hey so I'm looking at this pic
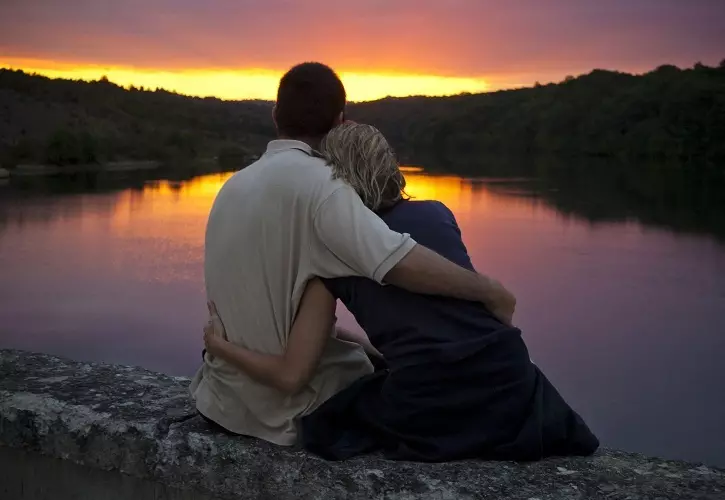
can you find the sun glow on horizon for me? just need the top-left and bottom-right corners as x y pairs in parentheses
(1, 58), (490, 101)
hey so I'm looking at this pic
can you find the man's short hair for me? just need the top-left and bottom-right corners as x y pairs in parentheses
(275, 62), (346, 138)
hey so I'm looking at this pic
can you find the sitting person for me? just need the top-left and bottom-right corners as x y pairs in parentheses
(203, 122), (599, 462)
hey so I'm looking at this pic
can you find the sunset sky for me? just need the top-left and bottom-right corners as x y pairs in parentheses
(1, 0), (723, 101)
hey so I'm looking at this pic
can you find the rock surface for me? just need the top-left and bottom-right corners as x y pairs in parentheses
(1, 348), (723, 500)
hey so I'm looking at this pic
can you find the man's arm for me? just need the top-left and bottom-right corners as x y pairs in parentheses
(385, 244), (516, 326)
(313, 185), (516, 325)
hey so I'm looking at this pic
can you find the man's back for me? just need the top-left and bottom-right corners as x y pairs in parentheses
(191, 140), (384, 445)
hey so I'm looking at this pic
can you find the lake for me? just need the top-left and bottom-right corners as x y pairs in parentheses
(1, 167), (724, 467)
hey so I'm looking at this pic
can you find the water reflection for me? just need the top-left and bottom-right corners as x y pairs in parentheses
(427, 155), (725, 243)
(1, 169), (724, 467)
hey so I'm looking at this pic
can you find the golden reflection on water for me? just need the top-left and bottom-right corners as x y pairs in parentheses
(104, 173), (235, 284)
(111, 172), (234, 228)
(404, 173), (478, 214)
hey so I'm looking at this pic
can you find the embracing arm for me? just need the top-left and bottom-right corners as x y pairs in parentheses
(313, 187), (516, 325)
(204, 278), (336, 394)
(385, 245), (516, 325)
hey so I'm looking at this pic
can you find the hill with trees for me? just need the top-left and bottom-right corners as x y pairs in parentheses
(0, 71), (273, 169)
(1, 61), (723, 171)
(352, 62), (725, 170)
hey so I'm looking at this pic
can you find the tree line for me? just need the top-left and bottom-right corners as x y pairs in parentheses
(1, 61), (723, 170)
(351, 62), (725, 169)
(0, 70), (273, 168)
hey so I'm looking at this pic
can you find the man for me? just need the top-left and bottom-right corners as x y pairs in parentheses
(190, 62), (515, 445)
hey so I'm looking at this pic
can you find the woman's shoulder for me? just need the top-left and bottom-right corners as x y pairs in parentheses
(408, 199), (449, 208)
(384, 199), (472, 269)
(388, 199), (456, 222)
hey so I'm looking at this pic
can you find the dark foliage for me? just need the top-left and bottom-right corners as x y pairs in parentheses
(1, 62), (723, 170)
(0, 69), (273, 168)
(350, 64), (725, 168)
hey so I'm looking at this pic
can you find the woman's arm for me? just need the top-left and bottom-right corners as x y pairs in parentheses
(203, 278), (336, 394)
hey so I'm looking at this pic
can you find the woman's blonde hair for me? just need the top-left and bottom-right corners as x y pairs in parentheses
(319, 122), (407, 212)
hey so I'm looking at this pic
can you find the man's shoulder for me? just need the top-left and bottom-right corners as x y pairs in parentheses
(218, 151), (347, 212)
(269, 150), (334, 176)
(260, 151), (347, 196)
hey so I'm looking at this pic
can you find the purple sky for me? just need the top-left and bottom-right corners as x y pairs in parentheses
(1, 0), (723, 79)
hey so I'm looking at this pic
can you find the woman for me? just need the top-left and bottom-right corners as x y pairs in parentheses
(203, 122), (599, 462)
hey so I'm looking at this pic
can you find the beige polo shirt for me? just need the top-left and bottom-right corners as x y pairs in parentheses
(189, 139), (416, 445)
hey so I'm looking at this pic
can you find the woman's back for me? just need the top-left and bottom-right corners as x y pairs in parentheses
(323, 200), (514, 368)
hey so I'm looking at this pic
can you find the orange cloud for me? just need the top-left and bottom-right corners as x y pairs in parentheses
(2, 1), (723, 100)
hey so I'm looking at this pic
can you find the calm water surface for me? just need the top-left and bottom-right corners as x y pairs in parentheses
(1, 170), (724, 466)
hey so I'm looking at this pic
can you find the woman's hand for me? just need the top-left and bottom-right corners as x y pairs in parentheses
(335, 326), (383, 359)
(203, 301), (228, 356)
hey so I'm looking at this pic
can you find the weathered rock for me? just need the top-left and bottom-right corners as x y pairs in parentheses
(1, 348), (723, 499)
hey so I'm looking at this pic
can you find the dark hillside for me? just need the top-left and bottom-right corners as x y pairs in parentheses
(1, 61), (723, 169)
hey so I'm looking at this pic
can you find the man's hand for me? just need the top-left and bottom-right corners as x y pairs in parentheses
(481, 277), (516, 326)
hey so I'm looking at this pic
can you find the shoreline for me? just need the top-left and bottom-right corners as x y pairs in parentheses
(2, 157), (251, 180)
(7, 160), (163, 177)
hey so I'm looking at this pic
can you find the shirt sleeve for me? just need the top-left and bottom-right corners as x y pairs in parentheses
(312, 185), (416, 283)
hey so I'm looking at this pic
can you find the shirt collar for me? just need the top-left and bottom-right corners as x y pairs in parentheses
(265, 139), (313, 155)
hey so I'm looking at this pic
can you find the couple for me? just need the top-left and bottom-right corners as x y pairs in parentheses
(190, 62), (599, 462)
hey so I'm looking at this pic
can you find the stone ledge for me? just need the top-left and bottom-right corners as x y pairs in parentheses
(1, 348), (723, 500)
